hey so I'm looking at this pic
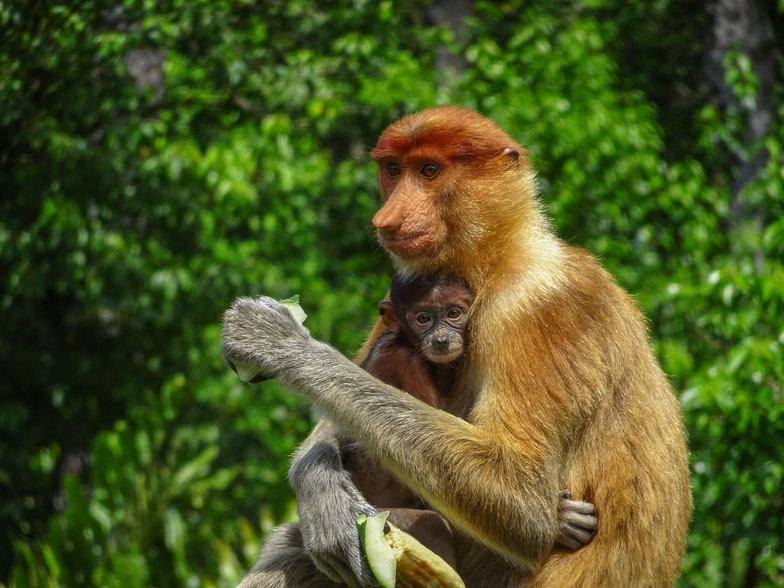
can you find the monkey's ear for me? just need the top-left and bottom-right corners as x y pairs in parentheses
(502, 146), (519, 161)
(378, 300), (398, 330)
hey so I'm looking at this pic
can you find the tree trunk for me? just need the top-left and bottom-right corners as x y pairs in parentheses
(705, 0), (777, 267)
(427, 0), (473, 73)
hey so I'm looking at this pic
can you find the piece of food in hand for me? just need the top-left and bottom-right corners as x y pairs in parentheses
(356, 512), (465, 588)
(357, 511), (397, 588)
(279, 294), (307, 324)
(232, 360), (262, 383)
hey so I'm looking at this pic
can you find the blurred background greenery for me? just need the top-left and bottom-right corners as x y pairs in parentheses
(1, 0), (782, 586)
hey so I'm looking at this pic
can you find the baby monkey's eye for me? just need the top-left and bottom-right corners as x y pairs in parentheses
(386, 162), (401, 176)
(415, 313), (432, 325)
(420, 163), (439, 178)
(447, 308), (462, 319)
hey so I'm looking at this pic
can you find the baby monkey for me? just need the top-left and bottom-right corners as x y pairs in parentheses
(360, 272), (473, 411)
(344, 273), (597, 563)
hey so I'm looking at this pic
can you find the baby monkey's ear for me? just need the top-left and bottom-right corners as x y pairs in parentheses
(378, 300), (398, 331)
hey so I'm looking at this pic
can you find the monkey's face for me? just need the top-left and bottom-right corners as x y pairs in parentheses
(371, 156), (451, 259)
(406, 304), (470, 364)
(370, 106), (533, 275)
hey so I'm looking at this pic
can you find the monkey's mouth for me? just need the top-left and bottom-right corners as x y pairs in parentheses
(378, 232), (427, 253)
(425, 348), (463, 364)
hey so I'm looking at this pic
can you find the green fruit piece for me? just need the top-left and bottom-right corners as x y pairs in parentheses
(357, 511), (396, 588)
(279, 295), (307, 324)
(233, 360), (260, 383)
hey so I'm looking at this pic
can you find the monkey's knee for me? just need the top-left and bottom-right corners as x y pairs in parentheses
(238, 523), (341, 588)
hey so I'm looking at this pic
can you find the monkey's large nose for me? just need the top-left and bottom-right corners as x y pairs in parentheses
(372, 198), (404, 233)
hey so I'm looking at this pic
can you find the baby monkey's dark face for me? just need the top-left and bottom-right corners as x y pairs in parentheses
(386, 273), (475, 365)
(406, 300), (471, 364)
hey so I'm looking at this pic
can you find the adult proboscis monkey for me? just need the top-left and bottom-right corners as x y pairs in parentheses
(222, 105), (692, 587)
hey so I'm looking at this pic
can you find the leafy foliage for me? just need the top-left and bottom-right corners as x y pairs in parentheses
(1, 0), (782, 586)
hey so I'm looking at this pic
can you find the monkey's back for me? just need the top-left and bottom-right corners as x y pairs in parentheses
(467, 246), (691, 587)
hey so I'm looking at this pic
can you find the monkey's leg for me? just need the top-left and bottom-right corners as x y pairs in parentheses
(238, 523), (343, 588)
(289, 422), (378, 587)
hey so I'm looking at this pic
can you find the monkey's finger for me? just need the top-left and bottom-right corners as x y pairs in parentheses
(557, 534), (587, 551)
(319, 551), (376, 588)
(316, 557), (362, 588)
(560, 498), (596, 515)
(564, 524), (596, 545)
(316, 559), (344, 584)
(349, 556), (378, 587)
(561, 510), (599, 532)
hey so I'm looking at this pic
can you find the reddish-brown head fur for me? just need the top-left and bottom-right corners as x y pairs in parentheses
(371, 106), (543, 284)
(372, 105), (517, 163)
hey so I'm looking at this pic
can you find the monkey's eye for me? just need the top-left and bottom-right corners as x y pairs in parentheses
(420, 163), (439, 178)
(386, 162), (401, 177)
(447, 308), (462, 320)
(415, 313), (432, 325)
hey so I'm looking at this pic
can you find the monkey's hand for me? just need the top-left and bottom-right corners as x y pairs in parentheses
(221, 296), (316, 383)
(289, 441), (378, 588)
(555, 490), (598, 550)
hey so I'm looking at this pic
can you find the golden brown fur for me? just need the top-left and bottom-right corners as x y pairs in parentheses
(223, 105), (691, 587)
(366, 105), (692, 585)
